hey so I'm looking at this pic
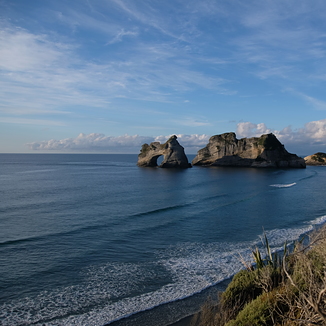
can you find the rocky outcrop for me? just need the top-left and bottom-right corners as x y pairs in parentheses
(137, 135), (191, 168)
(192, 132), (306, 168)
(304, 152), (326, 165)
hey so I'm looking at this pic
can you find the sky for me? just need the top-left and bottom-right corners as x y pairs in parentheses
(1, 0), (326, 155)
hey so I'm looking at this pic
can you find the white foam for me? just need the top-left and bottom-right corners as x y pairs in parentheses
(310, 215), (326, 226)
(269, 182), (296, 188)
(0, 242), (253, 326)
(2, 214), (326, 326)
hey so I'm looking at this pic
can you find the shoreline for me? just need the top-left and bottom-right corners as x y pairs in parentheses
(107, 223), (326, 326)
(107, 279), (231, 326)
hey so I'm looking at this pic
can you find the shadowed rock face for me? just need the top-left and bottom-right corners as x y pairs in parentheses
(192, 132), (306, 168)
(137, 135), (191, 168)
(304, 152), (326, 165)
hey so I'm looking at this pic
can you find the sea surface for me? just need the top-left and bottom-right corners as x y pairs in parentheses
(1, 154), (326, 326)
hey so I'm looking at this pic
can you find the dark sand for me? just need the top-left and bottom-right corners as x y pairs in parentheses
(107, 279), (231, 326)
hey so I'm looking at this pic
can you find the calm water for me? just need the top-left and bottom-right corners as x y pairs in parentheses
(1, 154), (326, 325)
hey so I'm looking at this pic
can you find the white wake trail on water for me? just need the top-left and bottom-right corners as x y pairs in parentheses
(270, 182), (296, 188)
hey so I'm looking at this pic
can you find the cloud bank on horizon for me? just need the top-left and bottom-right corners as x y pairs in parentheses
(1, 0), (326, 153)
(27, 119), (326, 155)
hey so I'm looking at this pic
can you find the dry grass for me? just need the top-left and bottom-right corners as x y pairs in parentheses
(192, 225), (326, 326)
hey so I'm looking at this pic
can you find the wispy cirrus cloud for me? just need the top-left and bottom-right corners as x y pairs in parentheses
(2, 0), (326, 154)
(1, 117), (66, 126)
(178, 117), (212, 127)
(107, 29), (138, 44)
(109, 0), (190, 40)
(0, 28), (68, 72)
(297, 93), (326, 111)
(229, 1), (326, 85)
(0, 17), (232, 122)
(0, 25), (109, 117)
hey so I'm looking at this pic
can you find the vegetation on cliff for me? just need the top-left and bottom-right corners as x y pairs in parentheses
(304, 152), (326, 166)
(192, 226), (326, 326)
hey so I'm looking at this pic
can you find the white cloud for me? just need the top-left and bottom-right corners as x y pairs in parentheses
(300, 120), (326, 141)
(236, 119), (326, 153)
(0, 27), (69, 72)
(107, 29), (138, 44)
(27, 133), (155, 152)
(154, 134), (210, 148)
(0, 25), (111, 116)
(0, 21), (232, 119)
(25, 119), (326, 154)
(236, 122), (272, 138)
(27, 133), (210, 152)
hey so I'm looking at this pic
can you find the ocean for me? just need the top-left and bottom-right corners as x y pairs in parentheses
(1, 154), (326, 326)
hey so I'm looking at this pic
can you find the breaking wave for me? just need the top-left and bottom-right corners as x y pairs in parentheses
(2, 214), (326, 326)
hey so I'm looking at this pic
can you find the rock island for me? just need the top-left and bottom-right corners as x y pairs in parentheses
(137, 135), (191, 168)
(192, 132), (306, 168)
(304, 152), (326, 165)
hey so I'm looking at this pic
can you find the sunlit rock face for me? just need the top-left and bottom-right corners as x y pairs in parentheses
(192, 132), (306, 168)
(304, 152), (326, 166)
(137, 135), (191, 168)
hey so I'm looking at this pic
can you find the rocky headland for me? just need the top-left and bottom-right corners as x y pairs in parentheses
(137, 135), (191, 168)
(304, 152), (326, 165)
(192, 132), (306, 168)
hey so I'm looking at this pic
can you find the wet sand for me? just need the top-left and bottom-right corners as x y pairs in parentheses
(107, 279), (231, 326)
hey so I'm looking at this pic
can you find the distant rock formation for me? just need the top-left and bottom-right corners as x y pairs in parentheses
(137, 135), (191, 168)
(304, 152), (326, 165)
(192, 132), (306, 168)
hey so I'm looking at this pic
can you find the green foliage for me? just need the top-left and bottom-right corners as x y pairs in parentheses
(311, 153), (326, 162)
(307, 247), (326, 275)
(253, 246), (265, 269)
(252, 232), (286, 271)
(225, 291), (276, 326)
(194, 226), (326, 326)
(222, 269), (262, 311)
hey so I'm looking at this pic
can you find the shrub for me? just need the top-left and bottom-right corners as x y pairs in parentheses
(221, 269), (262, 320)
(193, 226), (326, 326)
(225, 291), (277, 326)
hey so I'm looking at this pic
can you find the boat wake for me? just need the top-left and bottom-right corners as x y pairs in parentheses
(270, 182), (296, 188)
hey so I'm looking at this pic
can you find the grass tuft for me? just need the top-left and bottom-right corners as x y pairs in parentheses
(192, 225), (326, 326)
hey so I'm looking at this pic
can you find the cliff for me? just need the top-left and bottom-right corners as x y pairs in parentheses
(192, 132), (306, 168)
(304, 152), (326, 165)
(137, 135), (191, 168)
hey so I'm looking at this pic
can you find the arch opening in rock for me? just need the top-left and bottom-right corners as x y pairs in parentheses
(148, 154), (163, 167)
(156, 155), (164, 166)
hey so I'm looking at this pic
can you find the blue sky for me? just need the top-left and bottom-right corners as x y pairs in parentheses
(1, 0), (326, 154)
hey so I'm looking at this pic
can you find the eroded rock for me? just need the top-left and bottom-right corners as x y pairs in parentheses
(137, 135), (191, 168)
(192, 132), (306, 168)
